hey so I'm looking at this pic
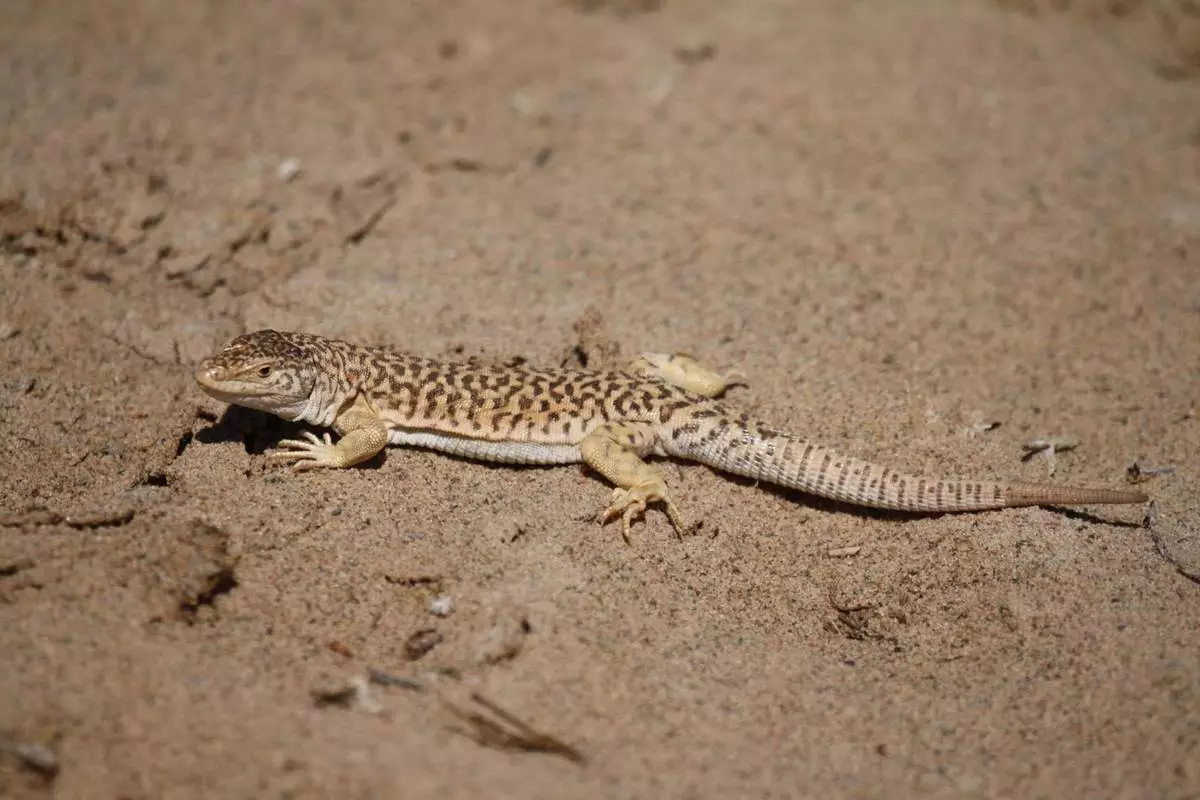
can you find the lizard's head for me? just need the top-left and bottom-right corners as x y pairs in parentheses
(195, 330), (320, 418)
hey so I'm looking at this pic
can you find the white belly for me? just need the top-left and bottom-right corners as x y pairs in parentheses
(387, 429), (582, 465)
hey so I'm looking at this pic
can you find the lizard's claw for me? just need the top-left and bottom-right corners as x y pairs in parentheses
(599, 485), (688, 543)
(267, 431), (345, 471)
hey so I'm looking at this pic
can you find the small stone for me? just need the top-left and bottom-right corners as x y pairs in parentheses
(403, 627), (443, 661)
(277, 158), (302, 182)
(14, 742), (59, 778)
(429, 595), (454, 617)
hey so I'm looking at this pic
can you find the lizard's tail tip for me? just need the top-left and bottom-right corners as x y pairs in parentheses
(1005, 481), (1150, 507)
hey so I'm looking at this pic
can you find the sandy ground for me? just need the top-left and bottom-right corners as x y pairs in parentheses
(2, 0), (1199, 797)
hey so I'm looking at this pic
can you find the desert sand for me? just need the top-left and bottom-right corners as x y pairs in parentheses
(2, 1), (1198, 797)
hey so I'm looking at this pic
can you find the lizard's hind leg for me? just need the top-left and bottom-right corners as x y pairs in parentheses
(579, 421), (687, 542)
(627, 352), (745, 398)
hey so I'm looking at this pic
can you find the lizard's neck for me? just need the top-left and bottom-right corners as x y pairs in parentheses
(294, 362), (355, 427)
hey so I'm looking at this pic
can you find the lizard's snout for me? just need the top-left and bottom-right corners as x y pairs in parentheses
(194, 364), (226, 389)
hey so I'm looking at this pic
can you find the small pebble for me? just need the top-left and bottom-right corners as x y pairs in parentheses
(14, 742), (59, 778)
(277, 158), (301, 182)
(404, 627), (443, 661)
(429, 595), (454, 617)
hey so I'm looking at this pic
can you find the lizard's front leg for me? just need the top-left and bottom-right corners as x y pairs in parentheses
(268, 394), (390, 471)
(628, 352), (745, 398)
(579, 421), (687, 542)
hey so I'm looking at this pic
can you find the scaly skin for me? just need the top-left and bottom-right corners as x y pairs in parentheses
(194, 330), (1149, 540)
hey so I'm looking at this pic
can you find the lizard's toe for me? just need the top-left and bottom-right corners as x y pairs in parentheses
(598, 484), (687, 542)
(266, 432), (343, 469)
(276, 432), (332, 450)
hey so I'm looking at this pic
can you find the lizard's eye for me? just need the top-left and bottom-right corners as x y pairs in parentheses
(257, 365), (272, 378)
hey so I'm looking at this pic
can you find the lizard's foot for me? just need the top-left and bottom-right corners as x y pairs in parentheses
(629, 352), (746, 398)
(599, 482), (687, 543)
(267, 431), (346, 471)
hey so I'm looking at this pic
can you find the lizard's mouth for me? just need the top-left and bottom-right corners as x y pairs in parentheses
(195, 365), (225, 391)
(194, 366), (264, 400)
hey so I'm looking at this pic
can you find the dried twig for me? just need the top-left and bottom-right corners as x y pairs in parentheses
(0, 558), (35, 577)
(367, 668), (425, 692)
(1126, 462), (1176, 484)
(1021, 435), (1079, 477)
(443, 692), (586, 765)
(311, 675), (381, 713)
(0, 506), (135, 529)
(962, 420), (1001, 438)
(1145, 501), (1200, 587)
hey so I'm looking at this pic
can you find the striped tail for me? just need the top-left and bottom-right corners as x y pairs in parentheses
(666, 411), (1149, 512)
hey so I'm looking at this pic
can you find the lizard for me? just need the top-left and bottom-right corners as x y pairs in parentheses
(194, 329), (1150, 541)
